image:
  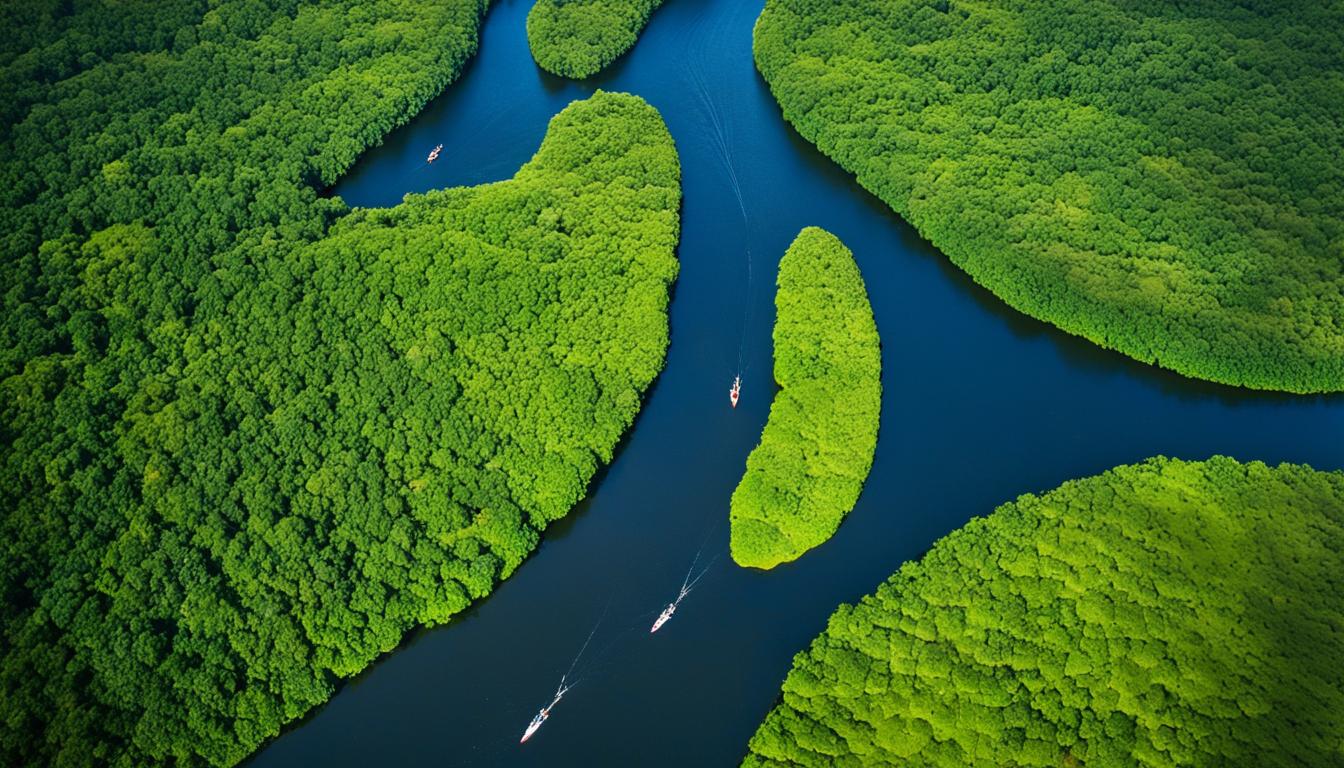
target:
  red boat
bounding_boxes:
[729,375,741,408]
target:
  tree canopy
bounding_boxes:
[527,0,665,79]
[744,456,1344,767]
[754,0,1344,392]
[731,228,881,569]
[0,0,680,763]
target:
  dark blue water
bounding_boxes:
[248,0,1344,765]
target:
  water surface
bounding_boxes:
[249,1,1344,765]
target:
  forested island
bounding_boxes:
[744,456,1344,766]
[4,0,1342,765]
[0,0,680,761]
[731,228,880,569]
[754,0,1344,393]
[527,0,665,79]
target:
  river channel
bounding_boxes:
[248,1,1344,764]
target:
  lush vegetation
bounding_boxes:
[0,0,681,763]
[754,0,1344,393]
[731,228,880,569]
[744,456,1344,766]
[527,0,665,78]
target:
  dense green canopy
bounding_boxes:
[754,0,1344,392]
[0,0,680,764]
[744,456,1344,767]
[731,228,880,569]
[527,0,665,79]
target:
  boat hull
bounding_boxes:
[651,605,675,633]
[521,714,546,743]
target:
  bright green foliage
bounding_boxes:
[527,0,664,78]
[0,0,680,763]
[744,456,1344,767]
[754,0,1344,392]
[731,228,880,569]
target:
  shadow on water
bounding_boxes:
[537,67,577,95]
[247,0,1344,766]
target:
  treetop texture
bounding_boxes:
[0,0,680,762]
[744,456,1344,767]
[527,0,665,79]
[731,227,881,569]
[754,0,1344,392]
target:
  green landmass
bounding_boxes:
[0,0,680,763]
[731,228,880,569]
[744,456,1344,767]
[754,0,1344,393]
[527,0,664,79]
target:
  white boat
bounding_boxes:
[520,709,548,743]
[729,375,741,408]
[427,143,444,163]
[650,603,676,633]
[520,683,566,744]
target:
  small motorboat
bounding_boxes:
[520,682,566,744]
[650,603,677,633]
[427,143,444,163]
[520,709,548,743]
[729,375,741,409]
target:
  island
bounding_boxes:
[744,456,1344,766]
[527,0,666,79]
[4,0,1341,765]
[731,228,881,569]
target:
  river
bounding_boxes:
[246,0,1344,765]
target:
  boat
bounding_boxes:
[520,683,566,744]
[520,708,548,743]
[427,143,443,163]
[650,603,676,633]
[729,375,741,408]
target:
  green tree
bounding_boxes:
[754,0,1344,392]
[527,0,665,78]
[0,0,681,763]
[744,456,1344,767]
[731,228,881,568]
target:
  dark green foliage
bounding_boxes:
[731,228,880,569]
[744,457,1344,766]
[527,0,664,79]
[0,0,680,763]
[754,0,1344,392]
